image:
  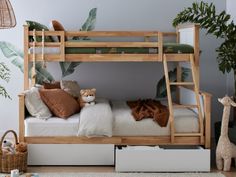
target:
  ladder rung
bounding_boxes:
[170,82,194,86]
[173,104,198,108]
[174,133,202,137]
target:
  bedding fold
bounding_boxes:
[77,99,113,137]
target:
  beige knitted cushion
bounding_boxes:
[60,80,80,98]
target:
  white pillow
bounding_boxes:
[24,87,52,119]
[78,99,113,137]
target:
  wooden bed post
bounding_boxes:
[193,24,200,89]
[23,25,29,90]
[18,93,25,142]
[202,92,212,149]
[158,32,163,61]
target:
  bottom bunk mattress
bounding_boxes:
[25,113,80,136]
[112,101,199,136]
[24,101,199,137]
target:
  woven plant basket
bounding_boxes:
[0,130,27,173]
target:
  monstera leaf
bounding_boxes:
[60,62,81,77]
[156,67,191,98]
[61,8,97,77]
[0,41,54,85]
[0,41,24,73]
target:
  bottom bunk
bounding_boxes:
[25,101,199,137]
[19,87,211,148]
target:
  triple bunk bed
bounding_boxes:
[19,23,211,149]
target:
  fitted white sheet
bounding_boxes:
[112,101,199,136]
[25,113,80,136]
[25,101,199,136]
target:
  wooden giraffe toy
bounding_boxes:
[216,95,236,171]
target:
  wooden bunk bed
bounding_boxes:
[19,23,212,149]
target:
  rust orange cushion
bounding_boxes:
[51,20,68,41]
[39,89,80,118]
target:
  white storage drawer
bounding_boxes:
[115,146,210,172]
[28,144,114,165]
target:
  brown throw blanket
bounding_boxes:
[127,99,169,127]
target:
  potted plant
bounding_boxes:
[0,62,11,99]
[172,1,236,143]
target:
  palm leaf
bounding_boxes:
[64,8,97,77]
[34,62,55,85]
[0,41,55,85]
[81,8,97,31]
[0,41,24,73]
[156,67,191,98]
[60,62,81,77]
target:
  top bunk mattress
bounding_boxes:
[24,101,199,137]
[28,43,194,54]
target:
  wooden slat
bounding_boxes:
[194,24,200,89]
[24,136,203,145]
[29,54,160,62]
[176,23,200,30]
[23,25,29,90]
[25,136,121,144]
[60,31,65,61]
[190,54,204,144]
[65,42,159,48]
[158,32,163,61]
[176,64,182,103]
[65,31,159,37]
[202,91,212,149]
[163,55,175,143]
[164,54,190,61]
[174,133,202,137]
[173,104,198,108]
[162,32,177,36]
[28,31,65,36]
[18,93,25,142]
[170,82,194,86]
[174,137,203,145]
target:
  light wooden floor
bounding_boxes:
[26,166,236,177]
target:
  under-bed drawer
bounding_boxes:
[28,144,114,165]
[115,146,210,172]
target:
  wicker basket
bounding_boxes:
[0,130,27,173]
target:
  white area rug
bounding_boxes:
[8,172,225,177]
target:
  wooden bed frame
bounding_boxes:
[19,23,212,149]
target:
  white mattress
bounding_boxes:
[25,101,199,136]
[112,101,199,136]
[25,113,80,136]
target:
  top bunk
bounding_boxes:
[24,23,200,62]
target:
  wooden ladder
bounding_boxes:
[163,54,204,144]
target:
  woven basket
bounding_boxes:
[0,130,27,173]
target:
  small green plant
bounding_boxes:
[173,1,236,96]
[0,62,11,99]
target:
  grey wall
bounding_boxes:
[0,0,226,136]
[226,0,235,96]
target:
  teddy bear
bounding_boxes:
[2,140,15,154]
[15,142,27,153]
[79,88,96,108]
